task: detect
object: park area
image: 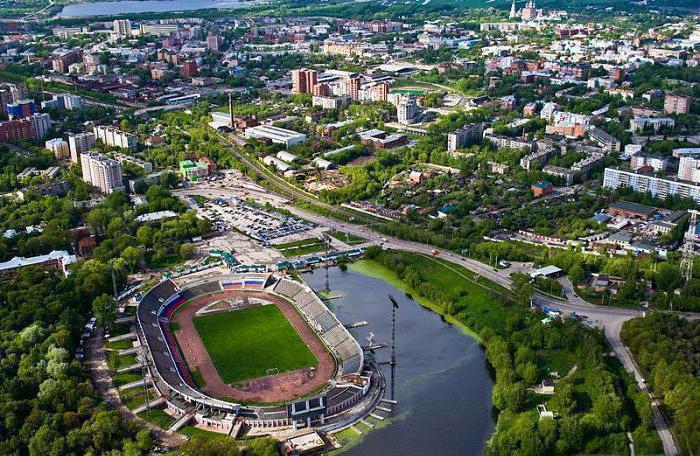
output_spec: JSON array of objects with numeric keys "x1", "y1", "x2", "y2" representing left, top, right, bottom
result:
[{"x1": 193, "y1": 304, "x2": 318, "y2": 384}]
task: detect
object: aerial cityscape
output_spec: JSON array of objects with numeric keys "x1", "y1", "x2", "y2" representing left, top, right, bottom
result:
[{"x1": 0, "y1": 0, "x2": 697, "y2": 454}]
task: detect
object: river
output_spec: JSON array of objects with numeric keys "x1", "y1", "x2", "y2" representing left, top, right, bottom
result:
[
  {"x1": 302, "y1": 264, "x2": 494, "y2": 456},
  {"x1": 55, "y1": 0, "x2": 264, "y2": 18}
]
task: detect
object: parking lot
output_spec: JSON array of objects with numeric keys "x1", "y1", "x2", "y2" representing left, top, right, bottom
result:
[{"x1": 189, "y1": 196, "x2": 314, "y2": 242}]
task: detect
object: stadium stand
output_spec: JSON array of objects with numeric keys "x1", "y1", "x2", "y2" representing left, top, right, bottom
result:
[{"x1": 314, "y1": 312, "x2": 337, "y2": 333}]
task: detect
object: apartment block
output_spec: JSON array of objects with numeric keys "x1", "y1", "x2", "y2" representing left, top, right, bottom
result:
[{"x1": 80, "y1": 152, "x2": 123, "y2": 193}]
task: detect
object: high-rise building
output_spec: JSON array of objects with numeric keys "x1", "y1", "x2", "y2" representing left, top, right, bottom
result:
[
  {"x1": 8, "y1": 83, "x2": 28, "y2": 102},
  {"x1": 678, "y1": 154, "x2": 700, "y2": 184},
  {"x1": 45, "y1": 138, "x2": 70, "y2": 159},
  {"x1": 68, "y1": 132, "x2": 96, "y2": 163},
  {"x1": 93, "y1": 125, "x2": 138, "y2": 152},
  {"x1": 0, "y1": 113, "x2": 50, "y2": 142},
  {"x1": 397, "y1": 95, "x2": 419, "y2": 125},
  {"x1": 52, "y1": 49, "x2": 83, "y2": 73},
  {"x1": 181, "y1": 60, "x2": 198, "y2": 78},
  {"x1": 447, "y1": 123, "x2": 485, "y2": 153},
  {"x1": 370, "y1": 83, "x2": 389, "y2": 102},
  {"x1": 80, "y1": 152, "x2": 123, "y2": 194},
  {"x1": 344, "y1": 75, "x2": 361, "y2": 101},
  {"x1": 292, "y1": 69, "x2": 318, "y2": 94},
  {"x1": 41, "y1": 93, "x2": 83, "y2": 111},
  {"x1": 206, "y1": 33, "x2": 223, "y2": 52},
  {"x1": 664, "y1": 93, "x2": 690, "y2": 114},
  {"x1": 113, "y1": 19, "x2": 131, "y2": 37}
]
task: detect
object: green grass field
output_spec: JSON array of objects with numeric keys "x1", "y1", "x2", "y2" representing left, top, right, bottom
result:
[{"x1": 193, "y1": 305, "x2": 318, "y2": 383}]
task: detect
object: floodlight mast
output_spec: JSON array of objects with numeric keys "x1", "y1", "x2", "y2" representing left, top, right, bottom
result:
[{"x1": 388, "y1": 294, "x2": 399, "y2": 401}]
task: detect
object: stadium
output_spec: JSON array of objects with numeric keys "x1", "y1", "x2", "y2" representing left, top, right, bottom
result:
[{"x1": 136, "y1": 273, "x2": 380, "y2": 436}]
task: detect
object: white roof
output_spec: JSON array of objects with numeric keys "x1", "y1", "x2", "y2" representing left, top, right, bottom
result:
[
  {"x1": 529, "y1": 265, "x2": 563, "y2": 278},
  {"x1": 134, "y1": 211, "x2": 178, "y2": 223},
  {"x1": 0, "y1": 250, "x2": 76, "y2": 273}
]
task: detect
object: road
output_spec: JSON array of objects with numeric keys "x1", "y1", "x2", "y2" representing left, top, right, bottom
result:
[{"x1": 181, "y1": 149, "x2": 681, "y2": 456}]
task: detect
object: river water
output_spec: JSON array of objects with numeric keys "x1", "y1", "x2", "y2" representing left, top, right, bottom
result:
[
  {"x1": 56, "y1": 0, "x2": 264, "y2": 18},
  {"x1": 302, "y1": 266, "x2": 494, "y2": 456}
]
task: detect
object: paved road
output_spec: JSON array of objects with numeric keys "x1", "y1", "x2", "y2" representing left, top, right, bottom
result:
[{"x1": 180, "y1": 182, "x2": 680, "y2": 455}]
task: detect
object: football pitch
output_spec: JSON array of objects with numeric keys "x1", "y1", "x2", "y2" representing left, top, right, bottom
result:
[{"x1": 193, "y1": 304, "x2": 319, "y2": 383}]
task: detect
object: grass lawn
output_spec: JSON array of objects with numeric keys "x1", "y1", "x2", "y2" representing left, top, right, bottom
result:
[
  {"x1": 327, "y1": 229, "x2": 366, "y2": 245},
  {"x1": 193, "y1": 304, "x2": 318, "y2": 383},
  {"x1": 138, "y1": 408, "x2": 175, "y2": 429},
  {"x1": 106, "y1": 339, "x2": 134, "y2": 350},
  {"x1": 350, "y1": 253, "x2": 516, "y2": 337},
  {"x1": 112, "y1": 371, "x2": 142, "y2": 387},
  {"x1": 179, "y1": 425, "x2": 232, "y2": 441},
  {"x1": 274, "y1": 238, "x2": 327, "y2": 258},
  {"x1": 120, "y1": 387, "x2": 156, "y2": 410},
  {"x1": 108, "y1": 323, "x2": 131, "y2": 337},
  {"x1": 107, "y1": 352, "x2": 138, "y2": 370}
]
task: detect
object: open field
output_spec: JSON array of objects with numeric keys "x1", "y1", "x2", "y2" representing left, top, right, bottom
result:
[
  {"x1": 274, "y1": 237, "x2": 327, "y2": 258},
  {"x1": 193, "y1": 304, "x2": 318, "y2": 384}
]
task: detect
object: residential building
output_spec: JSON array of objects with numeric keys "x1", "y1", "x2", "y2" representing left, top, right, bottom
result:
[
  {"x1": 629, "y1": 117, "x2": 675, "y2": 132},
  {"x1": 113, "y1": 19, "x2": 131, "y2": 37},
  {"x1": 113, "y1": 153, "x2": 153, "y2": 174},
  {"x1": 45, "y1": 138, "x2": 69, "y2": 159},
  {"x1": 52, "y1": 49, "x2": 83, "y2": 73},
  {"x1": 397, "y1": 95, "x2": 420, "y2": 125},
  {"x1": 542, "y1": 165, "x2": 574, "y2": 186},
  {"x1": 344, "y1": 75, "x2": 361, "y2": 101},
  {"x1": 206, "y1": 33, "x2": 223, "y2": 52},
  {"x1": 589, "y1": 127, "x2": 621, "y2": 152},
  {"x1": 41, "y1": 93, "x2": 83, "y2": 111},
  {"x1": 140, "y1": 23, "x2": 179, "y2": 36},
  {"x1": 312, "y1": 95, "x2": 350, "y2": 110},
  {"x1": 678, "y1": 154, "x2": 700, "y2": 184},
  {"x1": 603, "y1": 167, "x2": 700, "y2": 204},
  {"x1": 68, "y1": 132, "x2": 96, "y2": 163},
  {"x1": 292, "y1": 69, "x2": 318, "y2": 94},
  {"x1": 447, "y1": 123, "x2": 484, "y2": 153},
  {"x1": 80, "y1": 152, "x2": 124, "y2": 193},
  {"x1": 93, "y1": 125, "x2": 138, "y2": 152},
  {"x1": 630, "y1": 153, "x2": 668, "y2": 172},
  {"x1": 0, "y1": 250, "x2": 77, "y2": 277},
  {"x1": 664, "y1": 93, "x2": 690, "y2": 114}
]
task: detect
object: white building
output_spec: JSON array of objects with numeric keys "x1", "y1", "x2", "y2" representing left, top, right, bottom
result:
[
  {"x1": 41, "y1": 93, "x2": 83, "y2": 110},
  {"x1": 30, "y1": 113, "x2": 51, "y2": 140},
  {"x1": 45, "y1": 138, "x2": 70, "y2": 159},
  {"x1": 80, "y1": 152, "x2": 124, "y2": 193},
  {"x1": 93, "y1": 125, "x2": 138, "y2": 152},
  {"x1": 603, "y1": 167, "x2": 700, "y2": 204},
  {"x1": 113, "y1": 19, "x2": 132, "y2": 37},
  {"x1": 244, "y1": 125, "x2": 306, "y2": 147},
  {"x1": 678, "y1": 155, "x2": 700, "y2": 184},
  {"x1": 397, "y1": 95, "x2": 420, "y2": 125},
  {"x1": 68, "y1": 132, "x2": 96, "y2": 163}
]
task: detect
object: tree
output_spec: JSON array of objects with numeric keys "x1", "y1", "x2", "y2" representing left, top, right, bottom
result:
[
  {"x1": 180, "y1": 243, "x2": 195, "y2": 260},
  {"x1": 92, "y1": 294, "x2": 117, "y2": 333},
  {"x1": 511, "y1": 272, "x2": 534, "y2": 307},
  {"x1": 569, "y1": 264, "x2": 585, "y2": 286}
]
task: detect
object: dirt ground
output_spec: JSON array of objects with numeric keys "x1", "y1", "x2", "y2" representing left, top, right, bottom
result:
[{"x1": 169, "y1": 290, "x2": 336, "y2": 403}]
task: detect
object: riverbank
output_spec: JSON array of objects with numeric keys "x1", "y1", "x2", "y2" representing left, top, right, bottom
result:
[
  {"x1": 349, "y1": 259, "x2": 483, "y2": 342},
  {"x1": 350, "y1": 248, "x2": 663, "y2": 456}
]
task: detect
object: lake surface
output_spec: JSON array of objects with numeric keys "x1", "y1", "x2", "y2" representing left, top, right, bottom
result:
[
  {"x1": 303, "y1": 266, "x2": 494, "y2": 456},
  {"x1": 56, "y1": 0, "x2": 264, "y2": 18}
]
